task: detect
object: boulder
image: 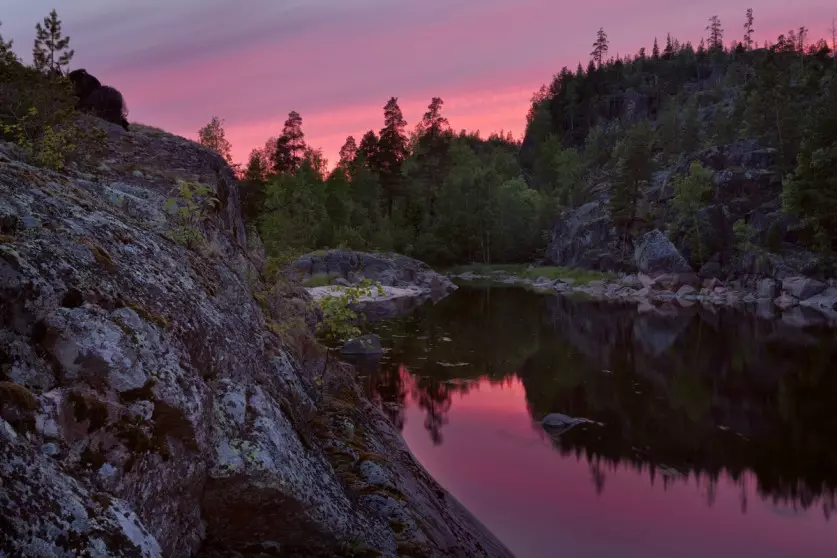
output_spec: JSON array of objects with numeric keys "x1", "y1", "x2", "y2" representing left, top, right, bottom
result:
[
  {"x1": 799, "y1": 287, "x2": 837, "y2": 313},
  {"x1": 781, "y1": 276, "x2": 827, "y2": 300},
  {"x1": 291, "y1": 250, "x2": 457, "y2": 295},
  {"x1": 634, "y1": 229, "x2": 693, "y2": 275},
  {"x1": 698, "y1": 261, "x2": 723, "y2": 279},
  {"x1": 342, "y1": 334, "x2": 384, "y2": 356},
  {"x1": 546, "y1": 200, "x2": 631, "y2": 271},
  {"x1": 757, "y1": 278, "x2": 780, "y2": 300}
]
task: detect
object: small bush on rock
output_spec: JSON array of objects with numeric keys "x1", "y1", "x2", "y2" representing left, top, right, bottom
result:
[
  {"x1": 164, "y1": 180, "x2": 220, "y2": 249},
  {"x1": 0, "y1": 60, "x2": 105, "y2": 169}
]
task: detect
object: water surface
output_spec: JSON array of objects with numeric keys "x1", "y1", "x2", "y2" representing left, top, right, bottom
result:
[{"x1": 358, "y1": 285, "x2": 837, "y2": 558}]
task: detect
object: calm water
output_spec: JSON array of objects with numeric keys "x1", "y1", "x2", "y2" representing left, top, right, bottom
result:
[{"x1": 355, "y1": 285, "x2": 837, "y2": 558}]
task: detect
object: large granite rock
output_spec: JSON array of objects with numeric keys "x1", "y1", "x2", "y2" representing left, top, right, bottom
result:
[
  {"x1": 291, "y1": 250, "x2": 457, "y2": 295},
  {"x1": 634, "y1": 229, "x2": 693, "y2": 275},
  {"x1": 545, "y1": 200, "x2": 627, "y2": 271},
  {"x1": 0, "y1": 123, "x2": 511, "y2": 558}
]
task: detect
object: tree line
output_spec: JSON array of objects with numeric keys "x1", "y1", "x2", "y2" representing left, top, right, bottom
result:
[
  {"x1": 201, "y1": 99, "x2": 546, "y2": 267},
  {"x1": 522, "y1": 9, "x2": 837, "y2": 260}
]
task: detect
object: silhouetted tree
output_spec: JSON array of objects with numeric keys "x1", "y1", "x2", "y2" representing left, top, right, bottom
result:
[
  {"x1": 338, "y1": 135, "x2": 358, "y2": 169},
  {"x1": 273, "y1": 111, "x2": 306, "y2": 174},
  {"x1": 743, "y1": 8, "x2": 755, "y2": 50},
  {"x1": 198, "y1": 116, "x2": 234, "y2": 164},
  {"x1": 0, "y1": 22, "x2": 19, "y2": 65},
  {"x1": 707, "y1": 15, "x2": 724, "y2": 51},
  {"x1": 652, "y1": 37, "x2": 660, "y2": 59},
  {"x1": 33, "y1": 10, "x2": 73, "y2": 75},
  {"x1": 591, "y1": 27, "x2": 610, "y2": 66},
  {"x1": 377, "y1": 97, "x2": 408, "y2": 217}
]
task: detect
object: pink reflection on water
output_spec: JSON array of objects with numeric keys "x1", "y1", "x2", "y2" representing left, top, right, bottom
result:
[{"x1": 398, "y1": 374, "x2": 837, "y2": 558}]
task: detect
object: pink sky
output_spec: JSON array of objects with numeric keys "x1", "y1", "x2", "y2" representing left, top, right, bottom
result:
[
  {"x1": 401, "y1": 375, "x2": 837, "y2": 557},
  {"x1": 4, "y1": 1, "x2": 835, "y2": 165}
]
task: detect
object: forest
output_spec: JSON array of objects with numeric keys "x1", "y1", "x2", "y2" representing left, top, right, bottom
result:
[
  {"x1": 3, "y1": 9, "x2": 837, "y2": 269},
  {"x1": 195, "y1": 10, "x2": 836, "y2": 270}
]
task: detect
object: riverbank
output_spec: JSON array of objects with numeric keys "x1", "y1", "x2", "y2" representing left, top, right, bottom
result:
[
  {"x1": 0, "y1": 122, "x2": 511, "y2": 557},
  {"x1": 448, "y1": 264, "x2": 837, "y2": 327}
]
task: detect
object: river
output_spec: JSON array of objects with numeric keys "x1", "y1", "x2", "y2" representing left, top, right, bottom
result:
[{"x1": 352, "y1": 284, "x2": 837, "y2": 558}]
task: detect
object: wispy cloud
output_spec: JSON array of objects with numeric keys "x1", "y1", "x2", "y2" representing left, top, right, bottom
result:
[{"x1": 2, "y1": 0, "x2": 831, "y2": 164}]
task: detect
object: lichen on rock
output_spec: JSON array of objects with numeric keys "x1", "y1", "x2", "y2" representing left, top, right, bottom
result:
[{"x1": 0, "y1": 124, "x2": 512, "y2": 557}]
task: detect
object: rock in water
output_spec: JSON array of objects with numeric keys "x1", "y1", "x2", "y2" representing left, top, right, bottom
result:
[
  {"x1": 342, "y1": 334, "x2": 384, "y2": 356},
  {"x1": 634, "y1": 229, "x2": 693, "y2": 275},
  {"x1": 781, "y1": 276, "x2": 827, "y2": 301},
  {"x1": 540, "y1": 413, "x2": 598, "y2": 437}
]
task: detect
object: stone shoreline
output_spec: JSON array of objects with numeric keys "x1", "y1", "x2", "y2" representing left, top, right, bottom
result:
[{"x1": 450, "y1": 270, "x2": 837, "y2": 327}]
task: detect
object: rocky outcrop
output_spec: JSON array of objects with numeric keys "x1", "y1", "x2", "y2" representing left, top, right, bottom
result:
[
  {"x1": 291, "y1": 250, "x2": 457, "y2": 294},
  {"x1": 297, "y1": 251, "x2": 457, "y2": 321},
  {"x1": 634, "y1": 229, "x2": 693, "y2": 275},
  {"x1": 0, "y1": 122, "x2": 510, "y2": 557},
  {"x1": 545, "y1": 139, "x2": 831, "y2": 284}
]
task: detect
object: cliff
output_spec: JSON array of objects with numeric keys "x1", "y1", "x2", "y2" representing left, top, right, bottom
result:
[{"x1": 0, "y1": 120, "x2": 511, "y2": 557}]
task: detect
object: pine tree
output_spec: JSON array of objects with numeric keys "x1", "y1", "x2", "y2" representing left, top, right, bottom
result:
[
  {"x1": 377, "y1": 97, "x2": 409, "y2": 217},
  {"x1": 590, "y1": 27, "x2": 609, "y2": 67},
  {"x1": 743, "y1": 8, "x2": 755, "y2": 50},
  {"x1": 273, "y1": 111, "x2": 306, "y2": 174},
  {"x1": 338, "y1": 136, "x2": 358, "y2": 168},
  {"x1": 358, "y1": 130, "x2": 379, "y2": 169},
  {"x1": 198, "y1": 116, "x2": 234, "y2": 164},
  {"x1": 33, "y1": 10, "x2": 73, "y2": 75},
  {"x1": 0, "y1": 21, "x2": 19, "y2": 65},
  {"x1": 706, "y1": 15, "x2": 724, "y2": 51},
  {"x1": 652, "y1": 37, "x2": 660, "y2": 59}
]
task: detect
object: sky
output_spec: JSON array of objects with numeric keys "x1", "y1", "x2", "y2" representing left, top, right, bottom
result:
[{"x1": 1, "y1": 1, "x2": 834, "y2": 166}]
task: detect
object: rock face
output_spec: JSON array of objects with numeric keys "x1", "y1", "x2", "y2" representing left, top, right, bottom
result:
[
  {"x1": 291, "y1": 250, "x2": 457, "y2": 294},
  {"x1": 544, "y1": 140, "x2": 832, "y2": 285},
  {"x1": 0, "y1": 124, "x2": 511, "y2": 557},
  {"x1": 634, "y1": 230, "x2": 693, "y2": 275},
  {"x1": 546, "y1": 200, "x2": 625, "y2": 271}
]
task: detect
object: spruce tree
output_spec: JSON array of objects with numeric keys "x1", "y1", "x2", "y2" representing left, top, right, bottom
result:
[
  {"x1": 663, "y1": 34, "x2": 675, "y2": 59},
  {"x1": 33, "y1": 10, "x2": 73, "y2": 75},
  {"x1": 652, "y1": 37, "x2": 660, "y2": 59},
  {"x1": 706, "y1": 15, "x2": 724, "y2": 52}
]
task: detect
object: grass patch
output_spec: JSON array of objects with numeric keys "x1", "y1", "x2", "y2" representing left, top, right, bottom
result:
[{"x1": 448, "y1": 264, "x2": 614, "y2": 285}]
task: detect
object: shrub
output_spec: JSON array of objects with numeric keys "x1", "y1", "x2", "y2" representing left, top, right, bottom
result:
[
  {"x1": 0, "y1": 60, "x2": 106, "y2": 170},
  {"x1": 163, "y1": 180, "x2": 219, "y2": 249}
]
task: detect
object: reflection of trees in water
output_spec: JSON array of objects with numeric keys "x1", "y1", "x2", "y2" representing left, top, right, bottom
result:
[
  {"x1": 362, "y1": 285, "x2": 837, "y2": 518},
  {"x1": 551, "y1": 435, "x2": 837, "y2": 519}
]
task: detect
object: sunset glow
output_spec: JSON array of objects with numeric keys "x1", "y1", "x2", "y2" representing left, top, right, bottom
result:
[{"x1": 4, "y1": 1, "x2": 834, "y2": 165}]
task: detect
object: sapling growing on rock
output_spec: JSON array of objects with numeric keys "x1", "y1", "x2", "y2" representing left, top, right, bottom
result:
[{"x1": 310, "y1": 279, "x2": 384, "y2": 394}]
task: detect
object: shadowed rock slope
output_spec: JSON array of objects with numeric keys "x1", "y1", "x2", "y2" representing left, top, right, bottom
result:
[{"x1": 0, "y1": 120, "x2": 511, "y2": 558}]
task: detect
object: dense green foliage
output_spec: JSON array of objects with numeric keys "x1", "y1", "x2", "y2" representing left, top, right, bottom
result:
[
  {"x1": 234, "y1": 11, "x2": 837, "y2": 269},
  {"x1": 241, "y1": 99, "x2": 546, "y2": 266},
  {"x1": 523, "y1": 12, "x2": 837, "y2": 253},
  {"x1": 0, "y1": 12, "x2": 109, "y2": 170}
]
